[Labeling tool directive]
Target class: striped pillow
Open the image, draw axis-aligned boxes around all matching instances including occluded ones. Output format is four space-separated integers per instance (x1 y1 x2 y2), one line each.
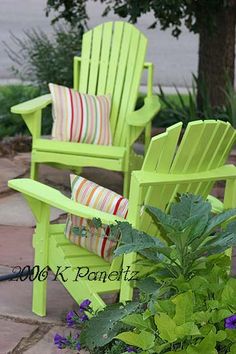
49 83 112 145
65 175 129 262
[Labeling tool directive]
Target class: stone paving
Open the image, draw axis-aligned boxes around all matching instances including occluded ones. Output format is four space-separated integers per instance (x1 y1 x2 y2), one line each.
0 149 236 353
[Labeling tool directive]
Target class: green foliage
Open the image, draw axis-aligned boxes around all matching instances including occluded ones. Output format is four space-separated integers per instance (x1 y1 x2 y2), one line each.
92 340 130 354
46 0 88 29
0 85 52 139
109 258 236 353
79 194 236 353
155 76 236 128
115 194 236 281
5 26 83 91
80 302 140 349
116 330 155 351
45 0 230 37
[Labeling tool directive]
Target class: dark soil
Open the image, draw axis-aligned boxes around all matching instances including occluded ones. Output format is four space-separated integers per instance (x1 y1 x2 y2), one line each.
0 135 32 157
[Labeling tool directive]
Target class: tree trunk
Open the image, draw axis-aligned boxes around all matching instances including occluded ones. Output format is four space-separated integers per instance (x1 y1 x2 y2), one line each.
197 2 236 109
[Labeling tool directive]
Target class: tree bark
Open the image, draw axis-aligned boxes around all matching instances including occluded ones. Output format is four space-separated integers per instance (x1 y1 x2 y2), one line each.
197 2 236 109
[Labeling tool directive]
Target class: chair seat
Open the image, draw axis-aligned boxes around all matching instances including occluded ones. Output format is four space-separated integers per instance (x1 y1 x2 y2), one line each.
45 231 122 293
33 138 126 170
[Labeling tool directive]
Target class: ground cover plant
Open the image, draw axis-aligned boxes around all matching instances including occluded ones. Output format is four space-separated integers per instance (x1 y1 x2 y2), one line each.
54 194 236 353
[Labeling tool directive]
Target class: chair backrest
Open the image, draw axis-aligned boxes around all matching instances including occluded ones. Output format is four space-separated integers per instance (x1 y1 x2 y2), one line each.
75 21 147 146
131 120 236 235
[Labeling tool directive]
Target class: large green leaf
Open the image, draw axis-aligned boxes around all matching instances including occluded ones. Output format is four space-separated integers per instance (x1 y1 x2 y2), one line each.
145 205 182 243
229 343 236 353
152 299 175 318
172 291 194 325
215 330 227 342
79 302 139 349
154 313 177 343
114 222 165 257
175 322 200 337
182 214 209 245
121 314 153 331
186 331 217 354
226 330 236 343
136 277 161 295
116 330 155 350
211 309 232 323
203 231 236 256
204 209 236 235
222 278 236 306
193 310 211 324
153 342 171 354
170 194 211 223
226 220 236 233
151 299 175 317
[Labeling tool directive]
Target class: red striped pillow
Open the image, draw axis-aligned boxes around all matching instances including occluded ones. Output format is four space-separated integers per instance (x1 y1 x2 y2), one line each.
65 175 129 262
49 83 112 145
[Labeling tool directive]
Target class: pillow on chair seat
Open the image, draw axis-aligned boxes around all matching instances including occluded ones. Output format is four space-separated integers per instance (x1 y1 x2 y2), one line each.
65 175 129 262
49 83 112 145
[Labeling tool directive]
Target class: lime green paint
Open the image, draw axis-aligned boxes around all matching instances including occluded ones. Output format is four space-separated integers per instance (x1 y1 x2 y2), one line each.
10 22 161 197
8 120 236 317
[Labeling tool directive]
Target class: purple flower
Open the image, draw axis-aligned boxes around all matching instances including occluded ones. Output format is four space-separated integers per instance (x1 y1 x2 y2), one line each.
73 333 80 340
54 333 69 349
79 299 91 311
66 310 76 327
81 314 89 322
126 346 138 353
225 314 236 329
76 342 81 351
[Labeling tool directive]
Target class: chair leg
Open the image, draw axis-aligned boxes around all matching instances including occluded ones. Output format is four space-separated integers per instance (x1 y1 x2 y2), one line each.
123 171 131 198
32 206 50 317
32 262 48 317
30 161 39 180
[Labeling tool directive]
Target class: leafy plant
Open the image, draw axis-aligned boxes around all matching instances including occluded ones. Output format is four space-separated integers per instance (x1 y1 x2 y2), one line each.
155 76 235 128
54 299 140 353
5 26 83 91
115 194 236 283
0 85 52 139
80 302 140 349
114 259 236 353
77 194 236 353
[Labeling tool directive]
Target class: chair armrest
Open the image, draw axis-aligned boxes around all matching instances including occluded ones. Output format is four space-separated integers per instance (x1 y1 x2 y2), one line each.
11 94 52 115
133 165 236 185
8 179 124 225
127 95 161 127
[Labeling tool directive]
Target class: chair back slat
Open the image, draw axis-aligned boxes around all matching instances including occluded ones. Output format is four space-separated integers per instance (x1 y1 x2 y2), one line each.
77 22 147 146
131 120 236 235
87 25 103 94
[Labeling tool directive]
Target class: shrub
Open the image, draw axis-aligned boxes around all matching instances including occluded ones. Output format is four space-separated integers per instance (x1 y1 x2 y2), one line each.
0 85 42 139
79 195 236 351
5 26 83 91
154 76 236 128
55 194 236 353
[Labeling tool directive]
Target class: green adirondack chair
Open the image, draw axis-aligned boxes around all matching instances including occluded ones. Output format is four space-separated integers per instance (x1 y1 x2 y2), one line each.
10 21 160 197
8 120 236 317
